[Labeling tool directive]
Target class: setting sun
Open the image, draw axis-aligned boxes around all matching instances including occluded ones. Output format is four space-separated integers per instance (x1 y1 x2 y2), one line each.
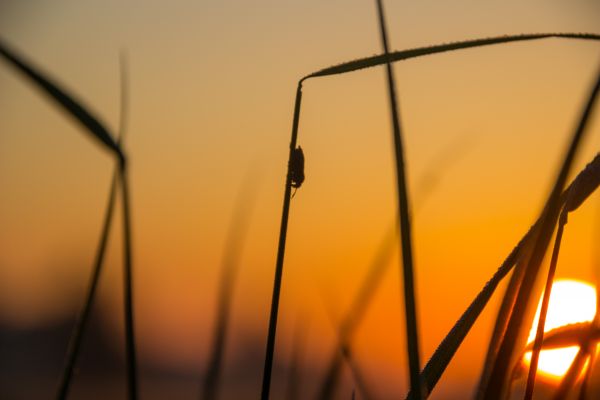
524 279 597 379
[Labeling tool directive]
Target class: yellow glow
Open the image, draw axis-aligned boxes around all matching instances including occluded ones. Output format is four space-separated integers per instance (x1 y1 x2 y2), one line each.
524 279 596 379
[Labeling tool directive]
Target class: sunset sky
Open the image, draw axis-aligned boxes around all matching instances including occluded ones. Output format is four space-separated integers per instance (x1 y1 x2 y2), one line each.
1 1 600 398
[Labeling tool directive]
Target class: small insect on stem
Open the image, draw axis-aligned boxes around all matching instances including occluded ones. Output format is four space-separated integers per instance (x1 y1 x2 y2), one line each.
290 146 305 198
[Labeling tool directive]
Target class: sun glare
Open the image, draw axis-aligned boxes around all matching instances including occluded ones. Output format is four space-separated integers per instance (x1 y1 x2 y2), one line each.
524 279 597 380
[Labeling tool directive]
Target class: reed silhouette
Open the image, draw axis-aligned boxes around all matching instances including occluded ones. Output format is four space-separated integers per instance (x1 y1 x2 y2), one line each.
0 41 138 399
372 1 422 397
56 53 128 398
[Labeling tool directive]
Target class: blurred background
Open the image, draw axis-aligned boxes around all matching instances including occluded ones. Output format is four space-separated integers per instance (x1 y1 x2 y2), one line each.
1 0 599 398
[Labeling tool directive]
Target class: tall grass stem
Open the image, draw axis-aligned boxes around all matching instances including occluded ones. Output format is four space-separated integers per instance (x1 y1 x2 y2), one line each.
373 0 422 398
260 82 303 400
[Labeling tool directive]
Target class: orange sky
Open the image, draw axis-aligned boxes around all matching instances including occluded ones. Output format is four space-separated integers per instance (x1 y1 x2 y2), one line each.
1 1 600 398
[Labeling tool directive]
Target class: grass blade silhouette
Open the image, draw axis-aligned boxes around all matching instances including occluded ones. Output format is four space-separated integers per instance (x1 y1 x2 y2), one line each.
524 212 567 400
119 164 138 400
113 52 138 400
0 39 124 162
261 82 304 400
373 1 422 397
304 33 600 81
481 62 600 400
43 51 127 400
203 173 260 400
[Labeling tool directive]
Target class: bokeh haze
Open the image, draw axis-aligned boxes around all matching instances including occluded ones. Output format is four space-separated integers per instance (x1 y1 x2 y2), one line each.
1 0 600 398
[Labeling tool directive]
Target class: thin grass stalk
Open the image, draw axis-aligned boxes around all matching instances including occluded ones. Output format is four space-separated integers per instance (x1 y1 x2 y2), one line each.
0 40 124 162
119 164 138 400
55 52 128 400
373 1 422 397
524 212 567 399
202 176 259 400
261 82 303 400
117 52 137 398
55 172 118 399
482 63 600 400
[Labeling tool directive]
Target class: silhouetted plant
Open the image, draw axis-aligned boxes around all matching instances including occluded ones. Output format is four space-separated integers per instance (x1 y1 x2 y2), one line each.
0 42 138 400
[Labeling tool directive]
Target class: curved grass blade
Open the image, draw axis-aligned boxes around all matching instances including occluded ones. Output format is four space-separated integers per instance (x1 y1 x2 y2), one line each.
0 39 125 162
373 1 422 397
521 322 598 352
481 62 600 400
261 82 304 400
114 52 138 399
304 33 600 81
55 52 128 400
118 52 137 397
202 173 260 400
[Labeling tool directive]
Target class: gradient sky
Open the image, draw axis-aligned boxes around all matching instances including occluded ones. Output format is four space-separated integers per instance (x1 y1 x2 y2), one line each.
1 1 600 398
